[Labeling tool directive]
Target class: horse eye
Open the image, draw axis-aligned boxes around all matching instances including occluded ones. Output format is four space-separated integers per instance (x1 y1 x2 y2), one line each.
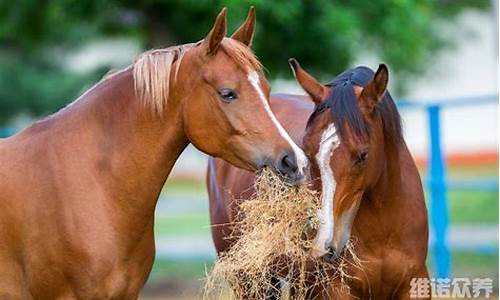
355 150 369 165
218 88 238 102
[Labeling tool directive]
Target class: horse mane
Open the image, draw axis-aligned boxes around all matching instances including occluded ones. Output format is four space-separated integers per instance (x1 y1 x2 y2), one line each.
307 66 403 145
133 38 262 116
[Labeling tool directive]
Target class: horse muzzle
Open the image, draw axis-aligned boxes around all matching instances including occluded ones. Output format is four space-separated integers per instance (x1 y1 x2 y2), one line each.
275 151 306 185
257 152 306 185
322 246 344 264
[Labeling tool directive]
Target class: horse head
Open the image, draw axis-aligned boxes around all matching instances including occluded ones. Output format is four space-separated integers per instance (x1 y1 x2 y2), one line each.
290 59 402 259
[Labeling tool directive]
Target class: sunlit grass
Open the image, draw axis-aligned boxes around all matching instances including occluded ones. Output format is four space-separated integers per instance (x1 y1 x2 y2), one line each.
161 178 207 196
149 259 211 282
427 251 499 279
448 190 498 224
155 212 210 236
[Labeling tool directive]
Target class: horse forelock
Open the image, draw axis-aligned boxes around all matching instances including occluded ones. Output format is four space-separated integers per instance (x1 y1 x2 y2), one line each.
133 38 262 117
307 66 403 146
219 38 262 74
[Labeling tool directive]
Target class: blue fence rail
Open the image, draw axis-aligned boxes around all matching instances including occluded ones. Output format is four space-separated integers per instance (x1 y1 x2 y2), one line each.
398 94 498 279
0 127 14 138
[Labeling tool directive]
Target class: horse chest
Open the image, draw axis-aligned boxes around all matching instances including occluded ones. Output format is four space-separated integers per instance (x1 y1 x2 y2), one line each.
79 236 155 298
343 248 418 299
18 216 156 300
25 246 154 299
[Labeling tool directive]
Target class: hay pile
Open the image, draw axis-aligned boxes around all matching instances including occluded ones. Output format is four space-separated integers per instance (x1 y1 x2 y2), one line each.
204 168 359 299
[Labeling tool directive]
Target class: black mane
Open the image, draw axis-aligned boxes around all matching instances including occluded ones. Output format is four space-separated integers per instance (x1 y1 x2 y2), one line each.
307 66 402 145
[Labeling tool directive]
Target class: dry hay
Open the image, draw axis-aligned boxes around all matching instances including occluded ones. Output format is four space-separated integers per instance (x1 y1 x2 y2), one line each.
203 168 363 300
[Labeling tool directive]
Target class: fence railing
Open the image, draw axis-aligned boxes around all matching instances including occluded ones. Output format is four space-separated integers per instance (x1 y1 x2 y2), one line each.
0 127 14 138
397 94 498 279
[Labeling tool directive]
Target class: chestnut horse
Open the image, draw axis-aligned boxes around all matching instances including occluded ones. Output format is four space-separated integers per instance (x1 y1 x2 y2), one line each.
0 8 307 299
208 61 429 299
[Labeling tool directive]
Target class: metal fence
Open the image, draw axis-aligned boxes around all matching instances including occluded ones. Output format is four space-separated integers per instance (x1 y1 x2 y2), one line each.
398 94 498 278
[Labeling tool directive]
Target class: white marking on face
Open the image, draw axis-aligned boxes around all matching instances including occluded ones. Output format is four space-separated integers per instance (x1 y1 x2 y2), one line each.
312 123 340 257
248 71 308 175
332 200 359 256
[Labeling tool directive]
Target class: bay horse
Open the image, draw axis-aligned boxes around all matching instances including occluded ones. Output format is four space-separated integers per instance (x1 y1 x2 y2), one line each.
0 7 307 299
208 61 429 299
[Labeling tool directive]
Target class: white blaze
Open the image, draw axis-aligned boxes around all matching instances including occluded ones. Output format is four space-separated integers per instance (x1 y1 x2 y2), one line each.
332 200 359 255
247 71 308 174
312 123 340 257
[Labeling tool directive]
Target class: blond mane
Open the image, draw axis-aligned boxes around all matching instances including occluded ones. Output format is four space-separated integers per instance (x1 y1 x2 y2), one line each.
133 38 262 116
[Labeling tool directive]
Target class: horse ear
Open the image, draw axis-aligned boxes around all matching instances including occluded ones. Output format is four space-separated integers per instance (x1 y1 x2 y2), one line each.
359 64 389 115
204 7 227 55
288 58 328 105
231 6 256 47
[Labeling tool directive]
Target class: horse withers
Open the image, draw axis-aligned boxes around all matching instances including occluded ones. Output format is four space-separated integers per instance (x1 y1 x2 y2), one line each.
208 61 429 299
0 7 306 299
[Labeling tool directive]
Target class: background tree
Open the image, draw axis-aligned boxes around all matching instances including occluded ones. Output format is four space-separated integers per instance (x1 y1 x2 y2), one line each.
0 0 490 125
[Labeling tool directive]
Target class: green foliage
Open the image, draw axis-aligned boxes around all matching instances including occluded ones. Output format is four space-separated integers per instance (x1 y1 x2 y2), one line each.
0 52 103 122
0 0 490 124
448 190 498 224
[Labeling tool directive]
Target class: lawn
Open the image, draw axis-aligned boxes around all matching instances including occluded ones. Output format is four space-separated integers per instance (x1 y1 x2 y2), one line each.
155 212 210 236
148 258 211 282
446 162 498 224
155 177 498 237
448 190 498 224
144 251 499 298
161 178 207 197
154 189 498 237
452 251 499 279
149 253 498 282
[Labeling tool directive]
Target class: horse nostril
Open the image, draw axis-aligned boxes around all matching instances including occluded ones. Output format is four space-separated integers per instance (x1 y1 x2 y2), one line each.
282 155 292 170
322 247 338 263
277 152 299 178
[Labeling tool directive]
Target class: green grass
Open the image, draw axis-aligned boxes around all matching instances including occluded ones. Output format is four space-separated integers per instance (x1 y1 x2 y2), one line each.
427 251 499 280
155 165 498 234
149 259 212 282
151 252 498 285
425 163 498 223
448 190 498 224
446 163 498 224
153 189 498 238
452 251 499 279
155 212 210 236
448 164 498 179
161 179 207 196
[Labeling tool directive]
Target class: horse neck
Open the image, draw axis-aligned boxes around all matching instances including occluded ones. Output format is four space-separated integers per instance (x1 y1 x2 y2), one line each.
361 139 419 221
56 68 189 218
370 141 402 198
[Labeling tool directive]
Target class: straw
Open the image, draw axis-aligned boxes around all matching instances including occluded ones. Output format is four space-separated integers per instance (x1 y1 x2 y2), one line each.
204 168 362 300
